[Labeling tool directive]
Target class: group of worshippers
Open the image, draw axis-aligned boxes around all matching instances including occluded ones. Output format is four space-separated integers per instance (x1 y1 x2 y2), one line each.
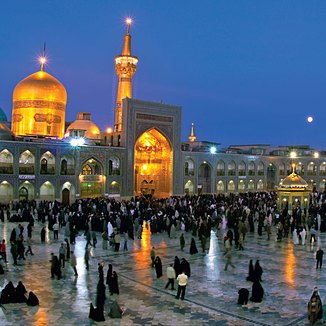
238 259 264 305
89 262 122 321
0 281 39 306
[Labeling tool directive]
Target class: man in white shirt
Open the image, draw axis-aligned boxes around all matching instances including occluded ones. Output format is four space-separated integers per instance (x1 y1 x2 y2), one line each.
165 264 176 290
176 271 188 300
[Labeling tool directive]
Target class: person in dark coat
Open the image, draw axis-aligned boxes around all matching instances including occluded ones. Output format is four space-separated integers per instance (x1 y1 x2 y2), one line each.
189 238 198 255
254 260 263 282
0 281 16 304
110 271 119 295
238 288 249 305
89 263 106 322
154 256 163 278
40 227 46 243
106 264 113 287
250 280 264 303
180 258 191 278
174 256 181 277
246 259 255 281
16 281 27 303
64 239 70 260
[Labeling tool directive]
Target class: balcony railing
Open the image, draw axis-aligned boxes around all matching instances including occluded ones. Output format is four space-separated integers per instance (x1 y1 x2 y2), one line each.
0 167 13 174
228 170 236 176
19 166 35 174
40 167 55 175
248 170 255 176
216 171 225 176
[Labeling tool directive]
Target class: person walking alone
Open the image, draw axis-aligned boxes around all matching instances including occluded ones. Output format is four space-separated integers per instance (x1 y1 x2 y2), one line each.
165 264 176 290
316 247 324 269
70 251 78 276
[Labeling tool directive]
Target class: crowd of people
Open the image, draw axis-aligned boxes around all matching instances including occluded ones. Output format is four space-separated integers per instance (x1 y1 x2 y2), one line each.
0 191 325 322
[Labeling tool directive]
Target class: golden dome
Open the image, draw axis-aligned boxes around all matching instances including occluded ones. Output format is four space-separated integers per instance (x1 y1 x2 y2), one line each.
280 172 308 188
12 70 67 138
13 71 67 102
66 112 100 140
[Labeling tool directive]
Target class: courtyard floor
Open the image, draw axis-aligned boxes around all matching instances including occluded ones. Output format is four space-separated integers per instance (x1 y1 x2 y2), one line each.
0 220 325 325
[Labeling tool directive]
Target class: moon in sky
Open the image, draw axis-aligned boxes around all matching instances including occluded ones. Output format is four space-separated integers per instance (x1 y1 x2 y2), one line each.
307 116 313 123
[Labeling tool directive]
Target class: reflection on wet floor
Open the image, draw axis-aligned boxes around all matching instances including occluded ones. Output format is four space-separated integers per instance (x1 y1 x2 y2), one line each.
0 220 325 325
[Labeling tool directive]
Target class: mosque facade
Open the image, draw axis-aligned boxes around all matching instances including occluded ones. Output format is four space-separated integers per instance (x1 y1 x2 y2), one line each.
0 21 325 204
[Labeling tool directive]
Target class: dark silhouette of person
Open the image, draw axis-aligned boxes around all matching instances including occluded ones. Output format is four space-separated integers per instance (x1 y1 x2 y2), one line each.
254 260 263 282
246 259 255 281
174 256 181 277
154 256 163 278
189 238 198 255
250 280 264 303
180 258 191 278
110 271 119 295
316 247 324 269
238 288 249 305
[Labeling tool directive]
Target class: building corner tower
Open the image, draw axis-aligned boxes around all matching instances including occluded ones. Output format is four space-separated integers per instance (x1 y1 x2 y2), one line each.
114 18 138 133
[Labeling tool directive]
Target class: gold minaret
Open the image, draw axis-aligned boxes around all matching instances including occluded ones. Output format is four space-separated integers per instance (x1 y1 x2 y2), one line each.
188 123 197 142
114 18 138 132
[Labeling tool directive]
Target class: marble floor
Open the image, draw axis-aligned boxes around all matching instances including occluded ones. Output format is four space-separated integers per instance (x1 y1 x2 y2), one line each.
0 220 325 326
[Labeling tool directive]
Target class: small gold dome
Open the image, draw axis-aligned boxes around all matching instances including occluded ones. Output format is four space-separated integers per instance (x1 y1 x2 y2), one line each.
12 70 67 138
13 71 67 103
280 172 308 188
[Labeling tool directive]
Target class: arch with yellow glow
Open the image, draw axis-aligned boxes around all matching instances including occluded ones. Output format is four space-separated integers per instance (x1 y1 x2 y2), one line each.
134 128 172 198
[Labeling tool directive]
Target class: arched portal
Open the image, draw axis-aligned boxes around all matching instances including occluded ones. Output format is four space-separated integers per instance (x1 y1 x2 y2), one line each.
216 180 224 193
61 182 75 205
267 163 277 190
40 181 55 201
0 149 13 174
19 181 35 200
198 162 211 194
184 180 194 195
0 181 13 202
134 129 172 198
79 158 104 198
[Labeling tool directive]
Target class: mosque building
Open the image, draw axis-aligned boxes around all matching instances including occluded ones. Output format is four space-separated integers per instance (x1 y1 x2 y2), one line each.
0 20 324 204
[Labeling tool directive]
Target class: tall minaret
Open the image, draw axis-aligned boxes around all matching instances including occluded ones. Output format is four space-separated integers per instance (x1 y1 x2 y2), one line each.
114 18 138 132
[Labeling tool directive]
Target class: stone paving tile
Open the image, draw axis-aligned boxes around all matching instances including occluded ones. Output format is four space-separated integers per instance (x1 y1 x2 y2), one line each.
0 220 325 325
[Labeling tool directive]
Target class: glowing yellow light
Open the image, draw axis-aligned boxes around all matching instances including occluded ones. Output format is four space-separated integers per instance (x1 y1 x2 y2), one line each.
290 151 297 159
126 17 132 25
107 128 112 134
314 152 319 158
39 56 46 64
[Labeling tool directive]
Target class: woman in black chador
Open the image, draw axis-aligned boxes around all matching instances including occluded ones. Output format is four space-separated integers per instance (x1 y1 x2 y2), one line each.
174 256 181 277
254 260 263 282
89 263 106 322
40 227 46 243
110 271 119 295
180 258 191 277
246 259 255 282
250 280 264 303
189 238 198 255
154 256 163 278
106 263 113 288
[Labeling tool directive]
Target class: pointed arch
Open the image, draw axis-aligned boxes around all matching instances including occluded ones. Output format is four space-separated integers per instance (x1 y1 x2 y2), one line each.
228 161 236 176
257 179 264 191
238 161 246 176
0 181 13 202
60 155 75 175
257 161 265 176
134 128 172 198
185 158 195 176
0 149 13 174
185 180 194 195
216 180 224 193
108 156 121 176
228 180 235 192
238 179 245 192
19 150 35 174
40 181 55 201
248 161 255 176
216 160 225 176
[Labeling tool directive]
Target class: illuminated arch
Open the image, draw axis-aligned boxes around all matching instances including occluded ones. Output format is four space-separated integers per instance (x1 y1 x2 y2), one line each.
184 180 194 195
0 149 13 174
40 151 55 175
19 150 35 175
216 180 224 193
228 180 235 192
0 181 13 202
134 128 172 198
40 181 55 201
238 180 245 192
257 179 264 191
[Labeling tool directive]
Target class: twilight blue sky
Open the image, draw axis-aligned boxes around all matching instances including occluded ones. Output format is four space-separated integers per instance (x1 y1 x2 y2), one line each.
1 1 326 148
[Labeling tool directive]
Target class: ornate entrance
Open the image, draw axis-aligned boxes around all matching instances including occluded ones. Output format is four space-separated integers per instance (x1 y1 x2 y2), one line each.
62 188 70 205
134 129 172 198
19 187 28 201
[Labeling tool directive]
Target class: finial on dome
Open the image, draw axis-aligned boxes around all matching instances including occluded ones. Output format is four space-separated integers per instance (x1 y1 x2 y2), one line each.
39 42 47 71
291 163 296 174
126 17 132 34
188 123 197 142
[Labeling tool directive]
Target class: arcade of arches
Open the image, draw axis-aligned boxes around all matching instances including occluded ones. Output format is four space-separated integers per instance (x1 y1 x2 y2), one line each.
134 129 172 198
80 158 104 198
